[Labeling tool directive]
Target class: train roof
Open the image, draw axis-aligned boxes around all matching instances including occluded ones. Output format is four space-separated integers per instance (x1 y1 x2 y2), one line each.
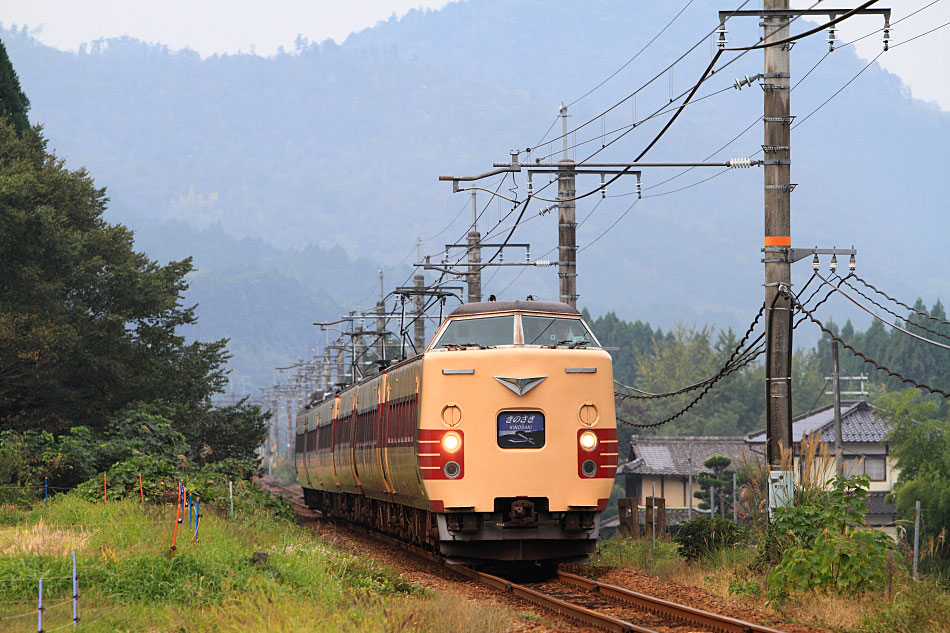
448 300 581 317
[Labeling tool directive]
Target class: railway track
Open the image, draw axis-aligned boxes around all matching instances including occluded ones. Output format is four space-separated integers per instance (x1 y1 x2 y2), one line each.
258 478 788 633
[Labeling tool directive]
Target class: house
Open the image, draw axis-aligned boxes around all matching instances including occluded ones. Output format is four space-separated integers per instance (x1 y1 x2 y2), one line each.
615 401 898 532
619 435 759 524
746 400 898 534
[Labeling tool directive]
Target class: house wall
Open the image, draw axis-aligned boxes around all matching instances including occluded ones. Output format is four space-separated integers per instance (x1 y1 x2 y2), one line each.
626 473 710 509
789 441 895 493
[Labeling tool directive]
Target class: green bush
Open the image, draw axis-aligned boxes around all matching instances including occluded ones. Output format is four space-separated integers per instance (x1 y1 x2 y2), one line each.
73 456 292 520
673 516 746 561
766 475 895 602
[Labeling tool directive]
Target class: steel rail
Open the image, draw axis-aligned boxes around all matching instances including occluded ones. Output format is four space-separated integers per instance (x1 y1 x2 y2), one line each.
258 479 789 633
558 571 788 633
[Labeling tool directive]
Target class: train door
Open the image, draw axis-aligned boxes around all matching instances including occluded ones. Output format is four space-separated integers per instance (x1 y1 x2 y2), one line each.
378 375 396 498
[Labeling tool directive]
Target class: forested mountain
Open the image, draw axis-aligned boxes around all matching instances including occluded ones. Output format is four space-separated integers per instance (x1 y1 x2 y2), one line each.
4 0 948 391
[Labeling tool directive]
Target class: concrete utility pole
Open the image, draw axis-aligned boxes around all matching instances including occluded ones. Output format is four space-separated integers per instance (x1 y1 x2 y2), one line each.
762 0 795 506
413 272 426 353
832 341 843 475
467 192 482 303
558 103 577 308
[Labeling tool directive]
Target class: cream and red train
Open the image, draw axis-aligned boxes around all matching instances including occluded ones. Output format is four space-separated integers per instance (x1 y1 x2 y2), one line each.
295 300 617 565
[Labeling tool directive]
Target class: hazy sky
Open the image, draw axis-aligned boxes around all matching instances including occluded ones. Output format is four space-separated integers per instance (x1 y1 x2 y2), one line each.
4 0 948 110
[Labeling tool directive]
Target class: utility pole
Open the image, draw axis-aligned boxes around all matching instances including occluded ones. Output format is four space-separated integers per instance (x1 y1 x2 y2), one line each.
762 0 794 507
376 270 387 363
832 341 843 476
467 192 482 303
558 103 577 308
413 269 426 354
719 0 890 519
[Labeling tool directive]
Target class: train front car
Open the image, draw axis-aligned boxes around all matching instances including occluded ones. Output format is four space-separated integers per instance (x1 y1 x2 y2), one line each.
420 300 617 566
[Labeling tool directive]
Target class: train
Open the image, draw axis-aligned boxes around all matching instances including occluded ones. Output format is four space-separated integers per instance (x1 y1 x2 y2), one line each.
294 299 617 569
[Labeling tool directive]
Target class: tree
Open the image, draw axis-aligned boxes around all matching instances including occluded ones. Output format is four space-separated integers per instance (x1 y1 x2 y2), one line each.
878 389 950 568
0 39 29 136
696 454 733 516
0 119 230 434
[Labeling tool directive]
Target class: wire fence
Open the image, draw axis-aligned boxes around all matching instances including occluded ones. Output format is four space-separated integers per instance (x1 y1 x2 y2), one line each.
0 478 224 631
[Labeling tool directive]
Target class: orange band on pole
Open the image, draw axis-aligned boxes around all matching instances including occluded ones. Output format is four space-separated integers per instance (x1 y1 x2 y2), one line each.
764 236 791 246
103 473 107 502
139 473 145 503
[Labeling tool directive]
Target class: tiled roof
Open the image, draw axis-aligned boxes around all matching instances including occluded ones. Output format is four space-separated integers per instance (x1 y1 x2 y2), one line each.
867 491 896 516
747 401 890 445
620 436 761 476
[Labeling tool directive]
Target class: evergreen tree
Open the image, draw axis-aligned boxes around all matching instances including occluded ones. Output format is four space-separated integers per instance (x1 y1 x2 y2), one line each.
0 40 30 136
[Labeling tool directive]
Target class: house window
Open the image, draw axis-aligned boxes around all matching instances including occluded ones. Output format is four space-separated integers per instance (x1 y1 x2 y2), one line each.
864 457 886 481
844 456 886 482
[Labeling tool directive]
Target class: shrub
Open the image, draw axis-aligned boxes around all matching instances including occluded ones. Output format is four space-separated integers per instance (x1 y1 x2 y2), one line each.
673 516 746 561
766 475 895 602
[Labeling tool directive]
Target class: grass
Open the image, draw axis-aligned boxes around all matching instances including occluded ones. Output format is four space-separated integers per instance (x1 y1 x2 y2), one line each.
0 494 511 632
587 535 950 633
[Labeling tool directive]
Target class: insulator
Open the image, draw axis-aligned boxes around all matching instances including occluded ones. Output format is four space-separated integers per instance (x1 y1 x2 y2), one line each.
827 27 836 52
636 181 642 199
534 260 552 267
716 25 728 49
883 27 890 51
849 253 856 271
527 173 533 195
600 173 606 199
830 254 838 273
728 157 752 168
812 254 820 271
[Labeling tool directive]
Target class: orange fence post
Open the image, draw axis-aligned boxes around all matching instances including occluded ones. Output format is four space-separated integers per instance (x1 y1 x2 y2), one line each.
139 473 144 503
171 482 182 557
103 473 107 502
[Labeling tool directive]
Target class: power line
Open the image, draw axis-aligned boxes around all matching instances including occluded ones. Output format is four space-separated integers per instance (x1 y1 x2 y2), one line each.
791 51 883 130
851 273 950 327
813 272 950 351
566 0 696 108
839 0 943 48
830 272 950 342
790 285 950 399
615 303 764 400
525 0 755 156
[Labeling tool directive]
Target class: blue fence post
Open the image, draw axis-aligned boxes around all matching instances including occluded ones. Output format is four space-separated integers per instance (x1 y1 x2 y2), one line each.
72 550 78 629
44 477 48 507
37 577 43 633
194 497 200 541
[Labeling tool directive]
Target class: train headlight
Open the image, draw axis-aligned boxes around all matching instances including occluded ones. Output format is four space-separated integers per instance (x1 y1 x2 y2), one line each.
579 431 598 452
442 431 462 453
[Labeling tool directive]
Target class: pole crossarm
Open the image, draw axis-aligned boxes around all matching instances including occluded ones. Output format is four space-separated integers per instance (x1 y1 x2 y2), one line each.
719 8 890 20
787 246 856 264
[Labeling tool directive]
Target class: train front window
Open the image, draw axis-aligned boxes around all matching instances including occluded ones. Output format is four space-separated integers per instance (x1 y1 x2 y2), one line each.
522 316 597 347
435 315 515 348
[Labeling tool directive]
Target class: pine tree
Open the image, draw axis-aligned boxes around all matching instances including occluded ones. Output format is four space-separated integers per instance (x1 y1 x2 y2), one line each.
0 40 30 136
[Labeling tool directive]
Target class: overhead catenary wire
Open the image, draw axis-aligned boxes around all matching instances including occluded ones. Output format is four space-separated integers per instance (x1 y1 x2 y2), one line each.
566 0 696 108
525 0 755 156
839 0 943 48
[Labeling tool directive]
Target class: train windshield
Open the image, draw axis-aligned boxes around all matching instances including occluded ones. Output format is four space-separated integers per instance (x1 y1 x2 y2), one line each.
522 316 597 347
434 315 516 348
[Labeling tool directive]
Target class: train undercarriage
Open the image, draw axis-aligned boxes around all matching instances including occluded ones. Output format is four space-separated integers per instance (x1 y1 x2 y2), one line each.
301 488 600 574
